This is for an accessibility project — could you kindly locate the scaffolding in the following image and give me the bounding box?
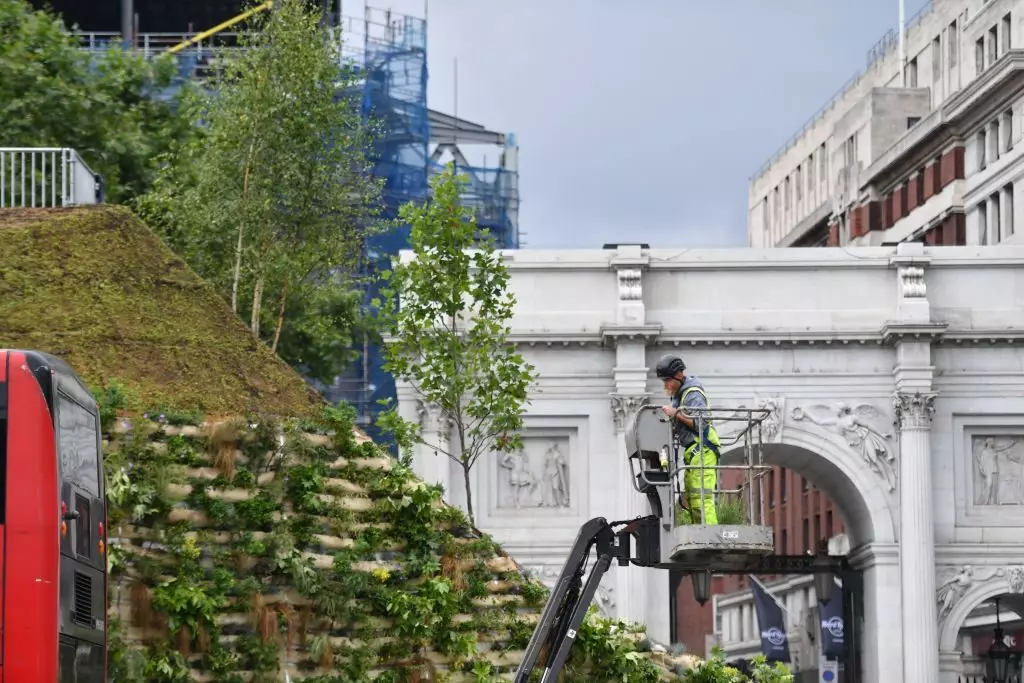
[70,4,521,439]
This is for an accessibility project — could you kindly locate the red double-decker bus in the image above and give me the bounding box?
[0,349,107,682]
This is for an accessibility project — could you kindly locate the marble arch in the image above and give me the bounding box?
[395,241,1024,683]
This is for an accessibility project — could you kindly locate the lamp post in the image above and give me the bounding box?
[811,541,834,605]
[989,597,1010,683]
[691,570,711,606]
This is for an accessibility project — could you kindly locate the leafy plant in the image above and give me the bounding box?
[375,164,538,524]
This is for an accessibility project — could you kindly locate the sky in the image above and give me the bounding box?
[352,0,931,249]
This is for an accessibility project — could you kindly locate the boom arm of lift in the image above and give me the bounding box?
[513,514,662,683]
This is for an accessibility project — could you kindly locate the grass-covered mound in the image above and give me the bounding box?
[102,400,701,682]
[0,206,323,419]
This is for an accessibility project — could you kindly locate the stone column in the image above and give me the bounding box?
[896,391,938,683]
[612,394,650,626]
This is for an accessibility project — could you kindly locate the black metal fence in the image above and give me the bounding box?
[958,676,1023,682]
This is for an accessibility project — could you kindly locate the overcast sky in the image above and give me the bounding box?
[356,0,931,249]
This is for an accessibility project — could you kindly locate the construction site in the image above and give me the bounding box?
[45,0,521,435]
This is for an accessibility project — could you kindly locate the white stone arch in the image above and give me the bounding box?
[720,420,897,545]
[938,574,1019,652]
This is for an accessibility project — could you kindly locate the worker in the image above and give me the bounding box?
[656,354,720,525]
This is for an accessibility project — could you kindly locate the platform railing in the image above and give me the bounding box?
[0,148,102,208]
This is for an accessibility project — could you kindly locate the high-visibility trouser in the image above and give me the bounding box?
[683,441,718,525]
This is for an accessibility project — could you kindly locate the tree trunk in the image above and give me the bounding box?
[232,140,257,313]
[462,462,474,527]
[270,278,289,353]
[250,274,264,336]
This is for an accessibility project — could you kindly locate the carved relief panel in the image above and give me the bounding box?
[790,401,897,492]
[971,436,1024,506]
[952,416,1024,527]
[497,438,571,510]
[475,416,590,535]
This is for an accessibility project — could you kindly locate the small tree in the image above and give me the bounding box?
[135,0,383,382]
[377,164,537,525]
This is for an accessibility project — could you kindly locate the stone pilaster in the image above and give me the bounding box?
[895,390,938,683]
[611,393,651,627]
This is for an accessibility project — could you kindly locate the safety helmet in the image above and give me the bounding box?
[655,355,685,379]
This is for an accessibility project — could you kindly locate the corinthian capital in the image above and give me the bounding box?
[893,391,936,431]
[611,394,649,432]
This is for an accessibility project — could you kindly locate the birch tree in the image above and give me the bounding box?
[136,0,382,380]
[376,165,537,525]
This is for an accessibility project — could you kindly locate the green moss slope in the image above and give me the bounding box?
[0,206,323,419]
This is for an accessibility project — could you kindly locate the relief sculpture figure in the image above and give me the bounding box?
[791,403,896,491]
[974,437,1020,505]
[500,448,536,508]
[936,566,974,622]
[541,443,570,508]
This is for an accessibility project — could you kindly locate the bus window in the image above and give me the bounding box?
[57,394,100,498]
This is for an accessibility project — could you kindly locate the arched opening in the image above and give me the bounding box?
[941,581,1024,682]
[670,422,897,678]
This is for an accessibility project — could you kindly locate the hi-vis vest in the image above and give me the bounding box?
[673,385,720,460]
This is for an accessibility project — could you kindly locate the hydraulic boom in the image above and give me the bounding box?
[513,515,662,683]
[513,404,776,682]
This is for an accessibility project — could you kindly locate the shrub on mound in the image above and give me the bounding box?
[102,397,699,682]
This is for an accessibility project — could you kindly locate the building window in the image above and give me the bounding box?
[826,509,833,534]
[1005,183,1015,238]
[814,513,821,544]
[784,176,791,212]
[1003,13,1012,52]
[795,165,803,202]
[802,518,809,552]
[976,37,985,75]
[802,476,809,493]
[989,25,999,65]
[808,153,816,197]
[980,201,989,245]
[907,57,918,87]
[780,468,788,503]
[932,36,942,83]
[819,143,827,188]
[908,116,922,129]
[768,471,775,508]
[979,128,987,171]
[780,529,788,554]
[1003,109,1014,153]
[992,192,1002,242]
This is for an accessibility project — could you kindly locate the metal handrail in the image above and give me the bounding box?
[0,147,102,208]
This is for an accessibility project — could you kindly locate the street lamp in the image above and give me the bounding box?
[811,547,834,606]
[989,597,1010,683]
[692,570,711,606]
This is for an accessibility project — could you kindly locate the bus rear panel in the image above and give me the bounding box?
[1,350,107,682]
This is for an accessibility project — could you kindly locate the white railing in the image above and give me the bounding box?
[0,148,102,208]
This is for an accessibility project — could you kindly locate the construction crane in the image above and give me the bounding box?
[513,404,776,683]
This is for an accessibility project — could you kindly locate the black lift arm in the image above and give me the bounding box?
[513,515,661,683]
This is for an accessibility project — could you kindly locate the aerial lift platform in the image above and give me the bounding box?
[513,404,775,682]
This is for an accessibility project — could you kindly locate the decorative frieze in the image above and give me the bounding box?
[610,394,649,432]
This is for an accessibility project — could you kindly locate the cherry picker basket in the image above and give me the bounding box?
[625,403,775,571]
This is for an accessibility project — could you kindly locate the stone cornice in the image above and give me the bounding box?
[508,328,1024,349]
[879,322,948,346]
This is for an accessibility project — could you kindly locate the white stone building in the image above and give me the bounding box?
[398,241,1024,683]
[748,0,1024,250]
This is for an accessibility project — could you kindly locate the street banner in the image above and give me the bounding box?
[818,578,845,660]
[749,576,792,663]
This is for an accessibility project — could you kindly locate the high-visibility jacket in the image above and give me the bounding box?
[672,383,720,525]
